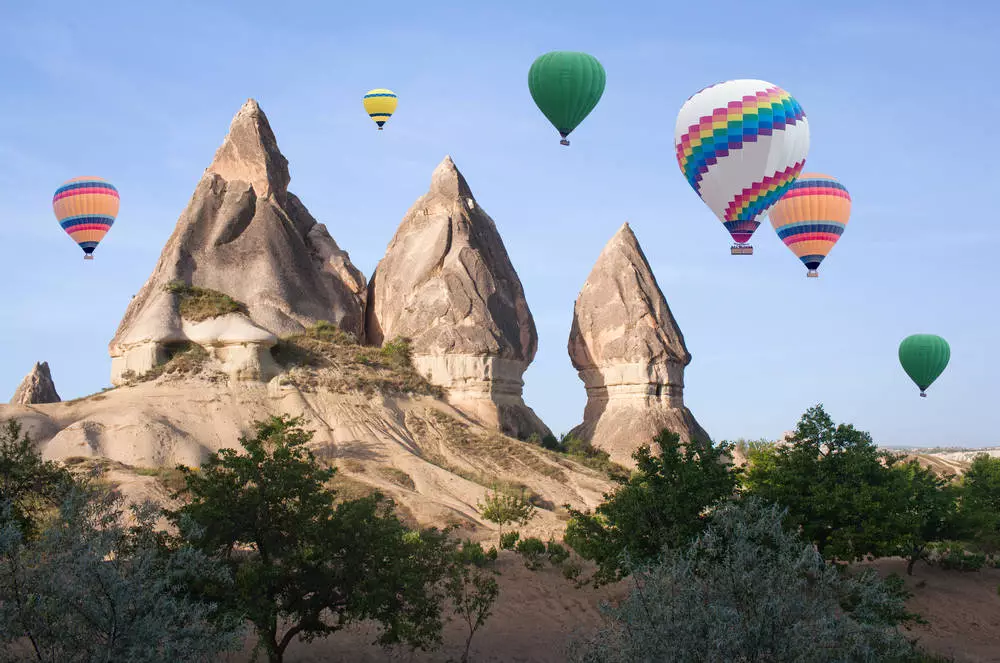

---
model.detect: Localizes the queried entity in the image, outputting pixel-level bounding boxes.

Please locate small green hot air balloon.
[898,334,950,397]
[528,51,606,146]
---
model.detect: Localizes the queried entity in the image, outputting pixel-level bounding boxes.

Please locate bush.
[445,540,501,663]
[516,536,547,570]
[567,498,921,663]
[499,531,520,550]
[379,337,413,370]
[925,542,987,572]
[960,454,1000,552]
[1,486,242,662]
[0,419,74,539]
[546,540,570,565]
[565,428,736,585]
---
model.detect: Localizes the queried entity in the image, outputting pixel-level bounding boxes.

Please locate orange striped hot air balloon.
[52,177,119,260]
[767,173,851,277]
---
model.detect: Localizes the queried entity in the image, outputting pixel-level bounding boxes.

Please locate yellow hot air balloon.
[768,173,851,277]
[363,89,397,130]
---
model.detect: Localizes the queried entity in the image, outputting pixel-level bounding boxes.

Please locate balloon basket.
[806,270,819,278]
[919,392,927,398]
[559,139,570,146]
[377,127,383,131]
[84,255,94,261]
[730,244,753,256]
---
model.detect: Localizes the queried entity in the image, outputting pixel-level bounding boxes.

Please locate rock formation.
[109,100,366,384]
[568,223,708,466]
[366,156,550,439]
[10,362,61,405]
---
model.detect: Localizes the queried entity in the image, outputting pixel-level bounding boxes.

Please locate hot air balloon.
[363,89,397,130]
[768,173,851,277]
[674,80,810,255]
[528,51,605,146]
[899,334,950,397]
[52,177,119,260]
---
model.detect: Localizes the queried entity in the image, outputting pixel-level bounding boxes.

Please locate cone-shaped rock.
[367,156,549,439]
[109,100,366,384]
[568,223,708,466]
[10,362,61,405]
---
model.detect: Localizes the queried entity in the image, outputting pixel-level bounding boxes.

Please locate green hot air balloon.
[528,51,606,146]
[898,334,951,397]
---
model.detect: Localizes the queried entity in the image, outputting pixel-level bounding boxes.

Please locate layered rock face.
[109,100,366,384]
[10,362,60,405]
[568,223,708,466]
[366,157,549,439]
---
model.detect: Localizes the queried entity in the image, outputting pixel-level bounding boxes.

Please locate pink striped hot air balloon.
[52,177,119,260]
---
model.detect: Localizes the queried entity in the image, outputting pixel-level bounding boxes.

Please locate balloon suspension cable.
[806,270,819,278]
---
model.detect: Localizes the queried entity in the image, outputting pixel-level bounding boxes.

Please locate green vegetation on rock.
[165,281,246,322]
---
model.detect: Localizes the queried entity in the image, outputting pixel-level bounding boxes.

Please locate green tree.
[476,486,536,543]
[959,453,1000,552]
[564,428,736,585]
[1,485,241,663]
[889,460,963,575]
[0,419,73,539]
[444,541,500,663]
[742,404,904,562]
[567,498,921,663]
[167,415,453,663]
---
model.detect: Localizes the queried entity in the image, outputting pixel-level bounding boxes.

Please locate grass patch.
[165,281,246,322]
[124,342,210,384]
[338,458,366,474]
[377,466,416,491]
[531,432,631,482]
[271,323,443,397]
[133,466,190,495]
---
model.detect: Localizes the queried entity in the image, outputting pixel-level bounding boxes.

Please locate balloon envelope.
[528,51,606,145]
[363,89,398,129]
[898,334,950,396]
[768,173,851,277]
[674,80,810,250]
[52,177,119,259]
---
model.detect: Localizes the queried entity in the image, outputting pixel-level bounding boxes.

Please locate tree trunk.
[462,630,474,663]
[907,546,923,576]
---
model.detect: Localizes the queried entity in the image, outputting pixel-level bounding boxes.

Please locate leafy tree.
[444,541,500,663]
[959,453,1000,552]
[1,485,241,663]
[167,415,453,663]
[564,428,736,585]
[0,419,73,539]
[477,486,536,543]
[742,404,906,562]
[889,460,963,575]
[567,498,921,663]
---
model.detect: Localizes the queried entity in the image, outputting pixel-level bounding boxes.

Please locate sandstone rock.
[10,362,61,405]
[108,100,365,385]
[366,156,549,439]
[568,223,708,466]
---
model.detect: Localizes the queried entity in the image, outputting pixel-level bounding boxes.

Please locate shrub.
[379,337,413,370]
[567,498,920,663]
[499,531,520,550]
[925,541,987,572]
[562,559,583,581]
[565,428,736,585]
[516,536,547,570]
[445,540,501,663]
[960,454,1000,552]
[546,540,570,565]
[0,419,74,539]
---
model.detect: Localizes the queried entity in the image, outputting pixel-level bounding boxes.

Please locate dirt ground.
[216,555,1000,663]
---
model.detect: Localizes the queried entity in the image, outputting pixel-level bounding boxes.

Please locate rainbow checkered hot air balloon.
[52,177,119,260]
[674,80,810,255]
[768,173,851,278]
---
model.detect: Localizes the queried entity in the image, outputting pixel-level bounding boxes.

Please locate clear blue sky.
[1,1,997,448]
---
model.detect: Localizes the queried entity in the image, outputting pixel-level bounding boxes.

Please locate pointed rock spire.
[206,99,290,201]
[10,362,61,405]
[367,156,549,439]
[108,100,365,385]
[568,223,708,466]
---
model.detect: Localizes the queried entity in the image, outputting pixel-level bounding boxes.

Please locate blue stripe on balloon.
[786,179,847,191]
[54,181,118,195]
[59,215,115,229]
[775,221,845,239]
